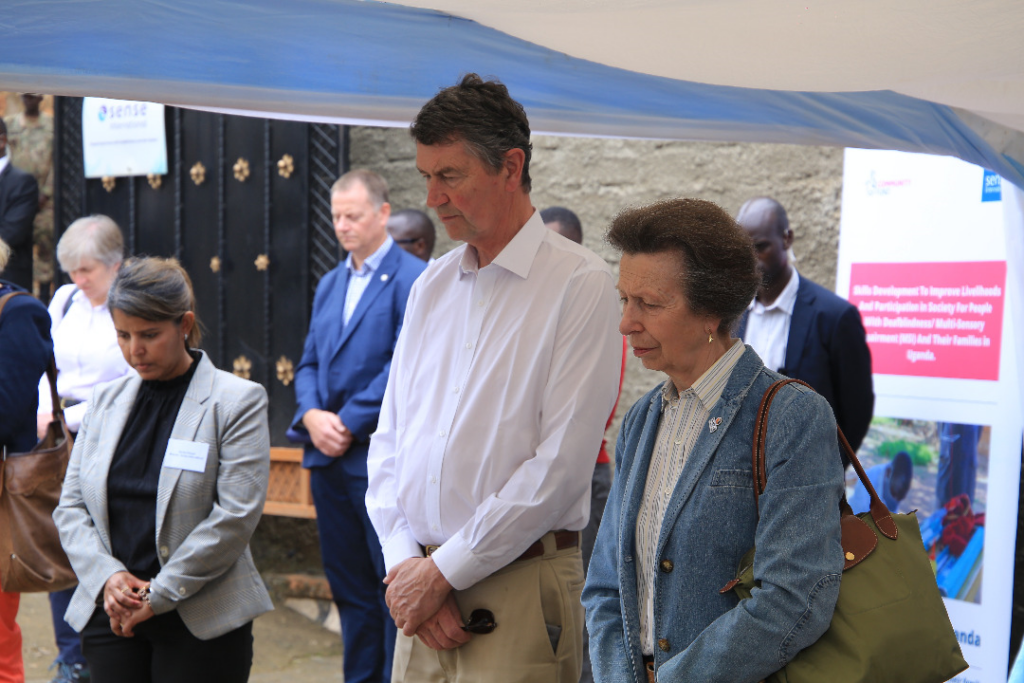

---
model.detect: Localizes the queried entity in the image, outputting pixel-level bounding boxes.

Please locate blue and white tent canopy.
[2,0,1023,187]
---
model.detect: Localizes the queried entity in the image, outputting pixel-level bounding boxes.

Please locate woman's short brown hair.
[607,198,759,335]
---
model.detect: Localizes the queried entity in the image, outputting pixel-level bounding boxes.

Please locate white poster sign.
[81,98,167,178]
[838,148,1023,683]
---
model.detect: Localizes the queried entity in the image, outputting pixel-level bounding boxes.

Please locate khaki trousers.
[392,534,585,683]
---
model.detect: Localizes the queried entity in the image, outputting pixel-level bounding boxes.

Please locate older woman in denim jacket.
[582,199,845,683]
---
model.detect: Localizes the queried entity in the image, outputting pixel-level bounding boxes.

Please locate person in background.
[387,208,436,263]
[0,117,39,291]
[849,450,913,514]
[367,74,621,683]
[5,94,54,302]
[292,169,425,683]
[0,236,53,683]
[36,215,132,683]
[54,258,273,683]
[735,197,874,463]
[541,204,626,683]
[936,422,982,507]
[584,199,844,683]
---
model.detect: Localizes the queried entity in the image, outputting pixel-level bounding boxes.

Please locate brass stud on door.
[276,356,295,386]
[209,256,221,273]
[190,162,206,186]
[233,157,250,182]
[254,254,270,271]
[147,174,163,190]
[233,355,252,380]
[277,154,294,179]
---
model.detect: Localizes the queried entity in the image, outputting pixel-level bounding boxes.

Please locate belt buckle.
[424,544,440,557]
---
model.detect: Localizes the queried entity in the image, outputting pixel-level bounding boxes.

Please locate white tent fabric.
[2,0,1023,187]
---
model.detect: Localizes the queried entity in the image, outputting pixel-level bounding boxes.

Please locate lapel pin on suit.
[380,273,389,282]
[708,416,722,433]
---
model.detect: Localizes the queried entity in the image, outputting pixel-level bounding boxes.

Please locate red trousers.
[0,588,23,683]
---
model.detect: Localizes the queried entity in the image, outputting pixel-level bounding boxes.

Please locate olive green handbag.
[722,379,969,683]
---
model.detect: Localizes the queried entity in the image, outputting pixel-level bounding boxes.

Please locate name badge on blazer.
[163,438,210,473]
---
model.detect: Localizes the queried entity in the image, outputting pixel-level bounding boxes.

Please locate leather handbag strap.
[752,379,898,540]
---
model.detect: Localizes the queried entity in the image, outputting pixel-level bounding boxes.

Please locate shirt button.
[439,430,446,438]
[465,342,473,350]
[432,525,439,531]
[453,386,460,394]
[660,559,674,573]
[178,587,187,596]
[658,638,671,652]
[478,300,485,307]
[430,476,437,484]
[159,546,169,557]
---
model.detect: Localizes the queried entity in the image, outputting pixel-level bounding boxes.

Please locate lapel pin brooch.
[708,416,722,433]
[381,273,389,282]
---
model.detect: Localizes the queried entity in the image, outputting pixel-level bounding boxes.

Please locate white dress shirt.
[343,236,394,326]
[38,284,133,431]
[635,339,744,655]
[366,210,621,590]
[0,154,9,176]
[743,269,800,373]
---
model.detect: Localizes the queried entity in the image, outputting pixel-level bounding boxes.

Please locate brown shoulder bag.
[0,291,77,593]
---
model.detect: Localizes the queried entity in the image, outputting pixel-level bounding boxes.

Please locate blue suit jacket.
[737,275,874,457]
[291,244,425,473]
[0,281,52,453]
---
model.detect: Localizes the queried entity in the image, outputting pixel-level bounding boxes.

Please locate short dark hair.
[389,209,436,250]
[540,206,583,244]
[607,198,759,334]
[739,196,790,237]
[410,73,533,192]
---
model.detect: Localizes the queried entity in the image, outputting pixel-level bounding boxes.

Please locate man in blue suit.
[736,197,874,463]
[292,169,426,683]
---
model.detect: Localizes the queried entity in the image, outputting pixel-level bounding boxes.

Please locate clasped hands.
[384,557,471,652]
[302,409,353,457]
[103,571,154,637]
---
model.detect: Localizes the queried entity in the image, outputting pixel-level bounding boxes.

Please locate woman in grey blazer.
[54,257,273,683]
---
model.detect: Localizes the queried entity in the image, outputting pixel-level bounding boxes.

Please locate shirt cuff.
[429,533,484,591]
[382,530,424,574]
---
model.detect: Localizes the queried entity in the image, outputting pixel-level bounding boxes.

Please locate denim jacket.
[582,345,844,683]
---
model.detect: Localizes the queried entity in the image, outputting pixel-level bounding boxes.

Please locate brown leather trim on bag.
[751,379,900,574]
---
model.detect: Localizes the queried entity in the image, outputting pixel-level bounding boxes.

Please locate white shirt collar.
[749,268,800,315]
[459,210,544,280]
[0,155,10,176]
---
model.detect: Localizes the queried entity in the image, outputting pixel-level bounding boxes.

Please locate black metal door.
[53,97,348,445]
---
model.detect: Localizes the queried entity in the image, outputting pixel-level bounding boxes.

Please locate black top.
[108,351,200,579]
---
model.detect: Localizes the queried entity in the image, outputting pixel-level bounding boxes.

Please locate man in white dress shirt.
[366,74,621,682]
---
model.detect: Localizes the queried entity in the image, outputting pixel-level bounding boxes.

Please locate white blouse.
[38,284,134,432]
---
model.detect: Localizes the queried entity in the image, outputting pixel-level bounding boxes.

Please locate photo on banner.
[837,148,1023,683]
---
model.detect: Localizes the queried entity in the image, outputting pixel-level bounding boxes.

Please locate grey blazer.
[54,351,274,640]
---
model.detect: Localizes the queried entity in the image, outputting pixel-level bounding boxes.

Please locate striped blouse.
[636,339,745,655]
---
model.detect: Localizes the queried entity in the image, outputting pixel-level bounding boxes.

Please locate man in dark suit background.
[292,169,426,683]
[736,197,874,462]
[0,118,40,291]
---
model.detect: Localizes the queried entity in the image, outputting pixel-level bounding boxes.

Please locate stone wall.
[350,126,846,434]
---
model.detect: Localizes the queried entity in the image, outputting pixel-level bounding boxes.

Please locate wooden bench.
[264,447,316,518]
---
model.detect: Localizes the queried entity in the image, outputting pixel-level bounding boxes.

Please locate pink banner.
[848,262,1007,380]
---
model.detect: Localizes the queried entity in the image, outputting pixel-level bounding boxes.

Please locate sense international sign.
[81,98,168,178]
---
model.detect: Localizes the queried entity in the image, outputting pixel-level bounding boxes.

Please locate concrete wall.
[350,126,846,435]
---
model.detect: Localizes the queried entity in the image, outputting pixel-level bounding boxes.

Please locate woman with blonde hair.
[55,257,273,683]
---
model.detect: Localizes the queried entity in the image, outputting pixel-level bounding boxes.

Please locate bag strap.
[752,379,898,540]
[0,291,66,426]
